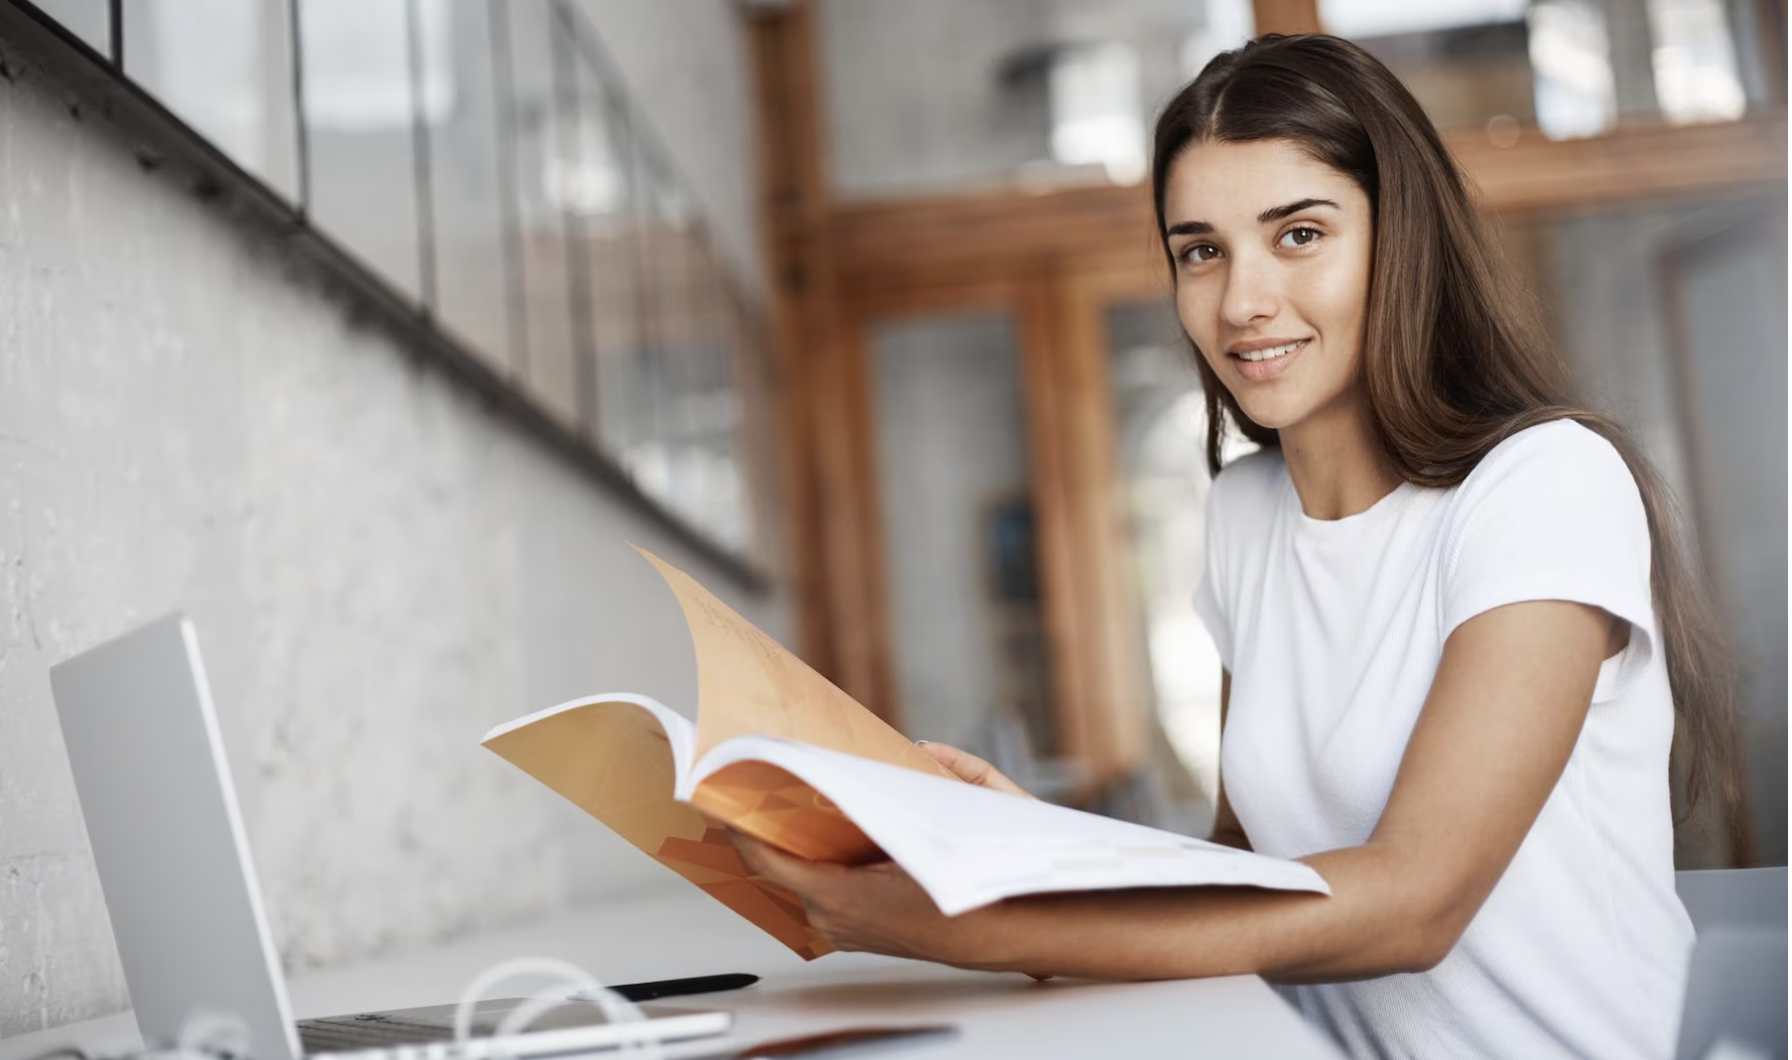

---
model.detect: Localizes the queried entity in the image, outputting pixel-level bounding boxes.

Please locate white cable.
[110,1011,250,1060]
[452,956,665,1060]
[43,959,667,1060]
[173,1011,250,1060]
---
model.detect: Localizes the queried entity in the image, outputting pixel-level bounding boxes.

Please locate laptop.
[49,615,733,1060]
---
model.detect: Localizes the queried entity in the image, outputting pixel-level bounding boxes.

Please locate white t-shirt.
[1192,420,1693,1060]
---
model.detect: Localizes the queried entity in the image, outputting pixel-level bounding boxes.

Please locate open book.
[483,547,1328,959]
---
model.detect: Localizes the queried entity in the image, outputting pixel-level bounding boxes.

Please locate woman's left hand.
[729,830,1016,970]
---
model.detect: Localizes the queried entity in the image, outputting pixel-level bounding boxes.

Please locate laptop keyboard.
[296,998,637,1056]
[297,1013,458,1053]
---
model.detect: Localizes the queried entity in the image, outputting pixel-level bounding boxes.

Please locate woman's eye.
[1182,243,1221,264]
[1279,226,1322,248]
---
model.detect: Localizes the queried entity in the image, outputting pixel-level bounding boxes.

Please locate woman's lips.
[1230,338,1309,382]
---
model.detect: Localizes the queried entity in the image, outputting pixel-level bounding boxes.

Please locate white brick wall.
[0,3,783,1033]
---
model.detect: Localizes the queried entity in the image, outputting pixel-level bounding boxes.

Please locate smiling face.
[1162,138,1375,437]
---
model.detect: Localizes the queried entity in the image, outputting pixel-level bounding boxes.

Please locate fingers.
[728,830,879,953]
[916,742,1034,799]
[727,828,792,877]
[730,830,979,966]
[915,740,988,780]
[728,828,832,890]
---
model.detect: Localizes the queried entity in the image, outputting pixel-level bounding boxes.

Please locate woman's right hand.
[916,741,1034,799]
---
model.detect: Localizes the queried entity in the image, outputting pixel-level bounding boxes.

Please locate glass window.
[423,0,514,372]
[562,31,643,450]
[1319,0,1530,38]
[635,152,695,506]
[1046,42,1147,185]
[35,0,110,57]
[1527,0,1621,138]
[1320,0,1766,140]
[123,0,300,200]
[1645,0,1749,123]
[30,0,770,567]
[1179,0,1255,78]
[685,244,753,552]
[598,154,665,486]
[581,107,658,485]
[820,0,1254,201]
[1102,299,1260,807]
[637,155,754,551]
[872,311,1062,785]
[501,0,581,430]
[1320,0,1561,136]
[297,0,434,298]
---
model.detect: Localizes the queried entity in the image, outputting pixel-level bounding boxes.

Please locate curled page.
[636,547,948,778]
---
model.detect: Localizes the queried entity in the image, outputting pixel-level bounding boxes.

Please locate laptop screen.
[51,616,301,1060]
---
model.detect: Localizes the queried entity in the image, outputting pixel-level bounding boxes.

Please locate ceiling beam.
[1450,113,1789,216]
[826,114,1789,300]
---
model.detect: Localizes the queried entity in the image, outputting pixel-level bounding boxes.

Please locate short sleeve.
[1193,471,1236,670]
[1193,556,1233,670]
[1440,422,1656,703]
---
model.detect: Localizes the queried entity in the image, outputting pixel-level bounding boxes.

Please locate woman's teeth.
[1237,340,1305,362]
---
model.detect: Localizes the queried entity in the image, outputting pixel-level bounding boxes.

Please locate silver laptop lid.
[50,615,301,1060]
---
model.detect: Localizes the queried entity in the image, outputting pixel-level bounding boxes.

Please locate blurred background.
[0,0,1783,1034]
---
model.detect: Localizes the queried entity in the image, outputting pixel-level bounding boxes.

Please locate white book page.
[689,737,1330,916]
[485,693,698,786]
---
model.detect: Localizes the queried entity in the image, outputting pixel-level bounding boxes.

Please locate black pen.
[571,972,760,1003]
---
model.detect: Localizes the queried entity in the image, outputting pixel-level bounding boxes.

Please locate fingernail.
[915,739,931,746]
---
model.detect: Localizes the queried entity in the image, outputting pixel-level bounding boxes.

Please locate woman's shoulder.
[1447,418,1646,546]
[1461,419,1635,500]
[1440,418,1658,659]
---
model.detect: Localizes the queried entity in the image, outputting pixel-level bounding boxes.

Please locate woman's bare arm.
[1207,669,1252,851]
[733,598,1612,982]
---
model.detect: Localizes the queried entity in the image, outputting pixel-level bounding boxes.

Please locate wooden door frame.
[1029,260,1184,785]
[820,277,1026,729]
[821,258,1179,789]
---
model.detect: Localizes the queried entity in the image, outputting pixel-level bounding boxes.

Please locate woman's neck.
[1277,396,1403,521]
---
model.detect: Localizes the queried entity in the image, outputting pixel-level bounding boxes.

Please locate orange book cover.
[482,547,952,960]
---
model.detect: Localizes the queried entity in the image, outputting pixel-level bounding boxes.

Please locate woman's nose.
[1220,252,1279,328]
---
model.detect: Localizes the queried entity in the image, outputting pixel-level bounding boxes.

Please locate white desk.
[1,890,1345,1059]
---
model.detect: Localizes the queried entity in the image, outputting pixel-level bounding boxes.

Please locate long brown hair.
[1152,33,1744,845]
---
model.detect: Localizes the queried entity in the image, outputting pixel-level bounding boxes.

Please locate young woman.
[731,34,1740,1060]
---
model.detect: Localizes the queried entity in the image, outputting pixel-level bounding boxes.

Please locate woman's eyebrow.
[1166,197,1341,237]
[1165,220,1213,237]
[1257,197,1339,223]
